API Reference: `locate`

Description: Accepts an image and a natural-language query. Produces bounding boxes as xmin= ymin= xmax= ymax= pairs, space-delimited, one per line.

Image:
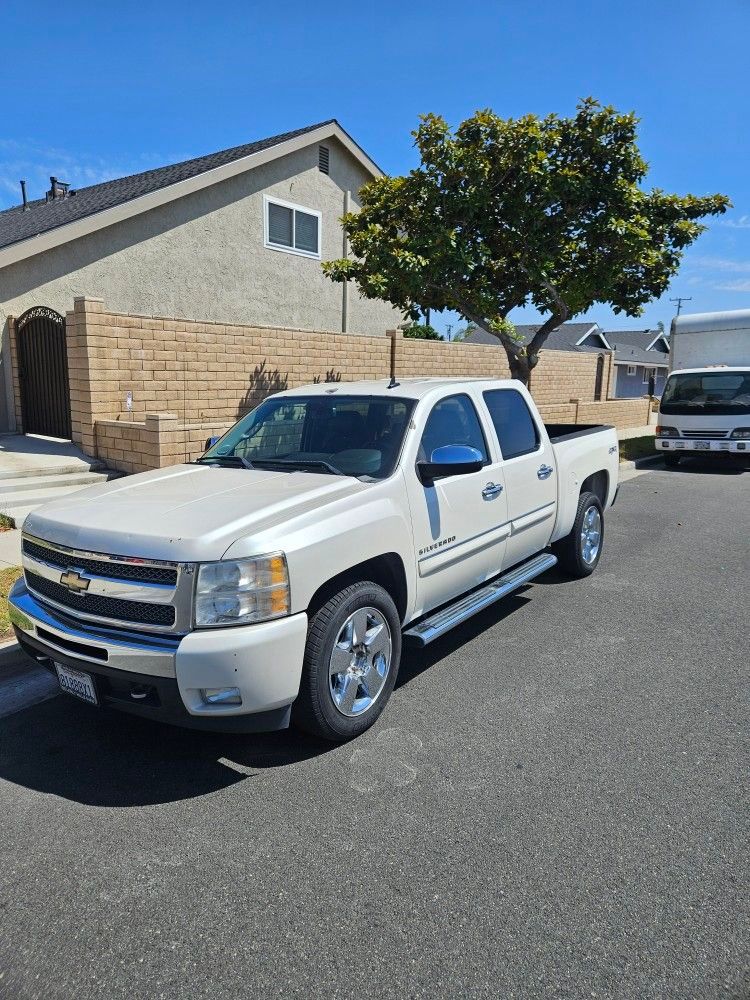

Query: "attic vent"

xmin=318 ymin=145 xmax=330 ymax=174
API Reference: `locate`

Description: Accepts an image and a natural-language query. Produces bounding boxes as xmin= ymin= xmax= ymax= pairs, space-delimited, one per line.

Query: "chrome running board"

xmin=403 ymin=552 xmax=558 ymax=647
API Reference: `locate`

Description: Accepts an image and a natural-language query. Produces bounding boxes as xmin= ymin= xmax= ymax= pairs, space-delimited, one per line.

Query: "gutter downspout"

xmin=341 ymin=190 xmax=350 ymax=333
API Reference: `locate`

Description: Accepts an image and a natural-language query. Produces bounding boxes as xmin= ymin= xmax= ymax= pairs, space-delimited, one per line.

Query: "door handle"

xmin=482 ymin=482 xmax=504 ymax=498
xmin=537 ymin=464 xmax=554 ymax=480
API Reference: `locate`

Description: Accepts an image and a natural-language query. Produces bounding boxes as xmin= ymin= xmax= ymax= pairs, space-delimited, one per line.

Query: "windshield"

xmin=201 ymin=394 xmax=415 ymax=480
xmin=660 ymin=371 xmax=750 ymax=415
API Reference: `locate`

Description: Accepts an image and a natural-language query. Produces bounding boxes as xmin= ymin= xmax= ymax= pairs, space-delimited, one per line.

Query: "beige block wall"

xmin=63 ymin=298 xmax=644 ymax=472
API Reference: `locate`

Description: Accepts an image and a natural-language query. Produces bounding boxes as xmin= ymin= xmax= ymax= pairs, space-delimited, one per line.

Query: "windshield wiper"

xmin=253 ymin=458 xmax=345 ymax=476
xmin=195 ymin=455 xmax=254 ymax=469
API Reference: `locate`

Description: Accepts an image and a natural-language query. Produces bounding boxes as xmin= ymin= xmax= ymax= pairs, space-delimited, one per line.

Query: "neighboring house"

xmin=464 ymin=322 xmax=669 ymax=398
xmin=602 ymin=329 xmax=670 ymax=398
xmin=0 ymin=120 xmax=401 ymax=432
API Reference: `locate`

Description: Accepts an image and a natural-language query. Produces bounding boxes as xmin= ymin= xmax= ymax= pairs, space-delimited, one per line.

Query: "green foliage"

xmin=324 ymin=99 xmax=729 ymax=382
xmin=402 ymin=323 xmax=443 ymax=340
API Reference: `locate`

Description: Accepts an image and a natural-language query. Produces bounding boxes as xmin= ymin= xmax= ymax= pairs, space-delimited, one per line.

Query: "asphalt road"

xmin=0 ymin=460 xmax=748 ymax=1000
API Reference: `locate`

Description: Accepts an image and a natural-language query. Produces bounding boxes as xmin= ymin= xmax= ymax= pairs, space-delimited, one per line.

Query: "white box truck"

xmin=656 ymin=309 xmax=750 ymax=466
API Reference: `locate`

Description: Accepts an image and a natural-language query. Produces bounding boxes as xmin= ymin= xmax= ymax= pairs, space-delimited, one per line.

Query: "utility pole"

xmin=670 ymin=296 xmax=692 ymax=316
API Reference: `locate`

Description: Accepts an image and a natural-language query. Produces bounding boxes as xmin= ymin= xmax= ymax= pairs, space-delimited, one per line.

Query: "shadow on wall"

xmin=235 ymin=361 xmax=344 ymax=418
xmin=236 ymin=360 xmax=288 ymax=418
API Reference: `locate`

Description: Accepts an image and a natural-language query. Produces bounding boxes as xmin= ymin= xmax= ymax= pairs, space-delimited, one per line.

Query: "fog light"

xmin=201 ymin=687 xmax=242 ymax=706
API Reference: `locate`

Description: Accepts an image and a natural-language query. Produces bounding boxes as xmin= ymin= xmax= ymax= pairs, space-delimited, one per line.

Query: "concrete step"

xmin=0 ymin=471 xmax=114 ymax=495
xmin=0 ymin=462 xmax=106 ymax=482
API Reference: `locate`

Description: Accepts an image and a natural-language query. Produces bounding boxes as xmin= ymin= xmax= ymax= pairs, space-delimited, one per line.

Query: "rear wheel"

xmin=293 ymin=581 xmax=401 ymax=741
xmin=552 ymin=491 xmax=603 ymax=578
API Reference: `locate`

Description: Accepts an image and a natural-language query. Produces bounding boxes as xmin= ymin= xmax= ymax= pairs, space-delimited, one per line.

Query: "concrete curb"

xmin=619 ymin=454 xmax=662 ymax=471
xmin=0 ymin=639 xmax=59 ymax=719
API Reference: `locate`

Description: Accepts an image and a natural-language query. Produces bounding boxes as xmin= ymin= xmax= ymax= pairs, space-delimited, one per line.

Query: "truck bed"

xmin=544 ymin=423 xmax=614 ymax=443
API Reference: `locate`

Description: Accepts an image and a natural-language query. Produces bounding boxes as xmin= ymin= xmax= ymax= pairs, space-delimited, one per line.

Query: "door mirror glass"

xmin=418 ymin=445 xmax=484 ymax=483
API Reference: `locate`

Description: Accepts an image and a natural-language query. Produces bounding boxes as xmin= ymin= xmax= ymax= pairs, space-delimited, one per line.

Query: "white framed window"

xmin=264 ymin=196 xmax=321 ymax=259
xmin=643 ymin=366 xmax=656 ymax=384
xmin=627 ymin=365 xmax=637 ymax=376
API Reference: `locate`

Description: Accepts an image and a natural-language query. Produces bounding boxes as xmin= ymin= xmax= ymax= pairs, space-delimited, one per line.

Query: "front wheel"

xmin=662 ymin=452 xmax=681 ymax=468
xmin=293 ymin=581 xmax=401 ymax=741
xmin=552 ymin=491 xmax=604 ymax=578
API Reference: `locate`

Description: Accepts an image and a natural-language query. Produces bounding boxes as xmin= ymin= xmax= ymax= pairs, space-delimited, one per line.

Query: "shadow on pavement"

xmin=659 ymin=456 xmax=748 ymax=475
xmin=0 ymin=694 xmax=333 ymax=808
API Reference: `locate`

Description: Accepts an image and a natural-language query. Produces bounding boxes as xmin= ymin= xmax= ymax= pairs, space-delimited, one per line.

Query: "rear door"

xmin=480 ymin=388 xmax=557 ymax=570
xmin=404 ymin=392 xmax=509 ymax=617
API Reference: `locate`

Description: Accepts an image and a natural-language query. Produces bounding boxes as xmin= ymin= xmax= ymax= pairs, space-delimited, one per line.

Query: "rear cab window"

xmin=483 ymin=389 xmax=540 ymax=460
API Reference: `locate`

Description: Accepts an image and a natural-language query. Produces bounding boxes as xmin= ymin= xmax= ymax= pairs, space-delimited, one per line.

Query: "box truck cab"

xmin=656 ymin=310 xmax=750 ymax=466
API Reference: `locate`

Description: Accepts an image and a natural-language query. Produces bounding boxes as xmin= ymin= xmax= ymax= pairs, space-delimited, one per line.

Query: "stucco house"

xmin=464 ymin=322 xmax=669 ymax=398
xmin=0 ymin=120 xmax=401 ymax=433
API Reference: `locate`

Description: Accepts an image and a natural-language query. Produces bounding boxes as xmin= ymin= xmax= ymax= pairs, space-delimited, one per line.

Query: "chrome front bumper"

xmin=9 ymin=579 xmax=179 ymax=678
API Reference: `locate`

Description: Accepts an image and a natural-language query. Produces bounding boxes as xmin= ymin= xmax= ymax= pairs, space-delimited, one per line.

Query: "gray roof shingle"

xmin=464 ymin=322 xmax=605 ymax=353
xmin=0 ymin=120 xmax=336 ymax=252
xmin=464 ymin=322 xmax=669 ymax=366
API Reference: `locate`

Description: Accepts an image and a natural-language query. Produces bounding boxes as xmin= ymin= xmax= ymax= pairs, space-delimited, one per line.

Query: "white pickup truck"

xmin=10 ymin=378 xmax=619 ymax=741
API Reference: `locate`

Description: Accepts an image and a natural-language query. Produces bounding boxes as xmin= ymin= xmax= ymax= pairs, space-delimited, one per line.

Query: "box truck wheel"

xmin=293 ymin=581 xmax=401 ymax=741
xmin=662 ymin=453 xmax=681 ymax=468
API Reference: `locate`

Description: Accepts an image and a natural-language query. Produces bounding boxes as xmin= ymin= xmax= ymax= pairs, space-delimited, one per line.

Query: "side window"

xmin=483 ymin=389 xmax=540 ymax=460
xmin=419 ymin=394 xmax=488 ymax=463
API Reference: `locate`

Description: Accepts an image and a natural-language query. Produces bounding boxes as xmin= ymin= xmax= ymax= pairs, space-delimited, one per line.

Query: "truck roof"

xmin=280 ymin=377 xmax=520 ymax=400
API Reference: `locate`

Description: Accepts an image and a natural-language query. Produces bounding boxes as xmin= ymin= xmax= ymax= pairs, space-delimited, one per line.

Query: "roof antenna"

xmin=20 ymin=180 xmax=29 ymax=211
xmin=387 ymin=375 xmax=400 ymax=389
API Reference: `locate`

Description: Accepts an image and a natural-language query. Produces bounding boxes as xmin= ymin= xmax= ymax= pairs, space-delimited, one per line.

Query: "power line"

xmin=670 ymin=296 xmax=692 ymax=316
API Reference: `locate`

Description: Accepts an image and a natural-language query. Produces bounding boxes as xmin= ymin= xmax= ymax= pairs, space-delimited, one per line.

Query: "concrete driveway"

xmin=0 ymin=463 xmax=747 ymax=1000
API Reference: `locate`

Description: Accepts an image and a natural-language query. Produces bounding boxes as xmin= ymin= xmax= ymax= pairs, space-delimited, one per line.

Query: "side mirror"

xmin=417 ymin=445 xmax=484 ymax=484
xmin=204 ymin=435 xmax=220 ymax=452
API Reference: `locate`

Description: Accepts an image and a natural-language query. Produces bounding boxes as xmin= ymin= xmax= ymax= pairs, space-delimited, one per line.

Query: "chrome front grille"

xmin=679 ymin=430 xmax=728 ymax=439
xmin=25 ymin=571 xmax=176 ymax=627
xmin=22 ymin=538 xmax=178 ymax=586
xmin=21 ymin=534 xmax=192 ymax=634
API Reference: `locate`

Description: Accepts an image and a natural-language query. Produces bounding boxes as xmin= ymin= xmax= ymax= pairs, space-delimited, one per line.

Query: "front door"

xmin=404 ymin=391 xmax=509 ymax=618
xmin=480 ymin=388 xmax=557 ymax=570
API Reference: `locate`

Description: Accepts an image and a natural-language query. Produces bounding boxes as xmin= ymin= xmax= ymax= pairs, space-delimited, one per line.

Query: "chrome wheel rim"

xmin=329 ymin=607 xmax=392 ymax=718
xmin=580 ymin=505 xmax=602 ymax=565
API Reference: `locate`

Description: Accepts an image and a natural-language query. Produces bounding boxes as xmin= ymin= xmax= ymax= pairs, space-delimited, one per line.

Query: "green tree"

xmin=324 ymin=99 xmax=729 ymax=384
xmin=402 ymin=322 xmax=443 ymax=340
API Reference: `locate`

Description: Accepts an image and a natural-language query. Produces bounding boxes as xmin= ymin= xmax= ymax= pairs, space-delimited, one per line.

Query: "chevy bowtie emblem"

xmin=60 ymin=569 xmax=90 ymax=593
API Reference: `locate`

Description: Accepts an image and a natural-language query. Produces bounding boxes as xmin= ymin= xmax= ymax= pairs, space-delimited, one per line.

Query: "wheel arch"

xmin=306 ymin=552 xmax=409 ymax=624
xmin=580 ymin=469 xmax=609 ymax=507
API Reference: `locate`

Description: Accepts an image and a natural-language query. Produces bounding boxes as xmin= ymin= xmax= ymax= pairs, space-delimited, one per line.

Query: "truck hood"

xmin=23 ymin=464 xmax=367 ymax=562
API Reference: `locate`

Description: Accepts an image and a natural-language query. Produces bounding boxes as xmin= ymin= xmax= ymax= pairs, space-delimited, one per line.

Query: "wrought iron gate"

xmin=16 ymin=306 xmax=72 ymax=439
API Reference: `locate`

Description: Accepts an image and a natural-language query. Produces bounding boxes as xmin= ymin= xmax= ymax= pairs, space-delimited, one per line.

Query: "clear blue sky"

xmin=2 ymin=0 xmax=749 ymax=336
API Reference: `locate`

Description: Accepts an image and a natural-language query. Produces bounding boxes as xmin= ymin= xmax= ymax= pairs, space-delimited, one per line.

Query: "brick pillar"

xmin=67 ymin=296 xmax=105 ymax=456
xmin=143 ymin=412 xmax=181 ymax=468
xmin=6 ymin=315 xmax=21 ymax=433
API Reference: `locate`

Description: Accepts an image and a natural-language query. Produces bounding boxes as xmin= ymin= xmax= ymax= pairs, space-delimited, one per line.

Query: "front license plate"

xmin=55 ymin=662 xmax=98 ymax=706
xmin=693 ymin=441 xmax=712 ymax=450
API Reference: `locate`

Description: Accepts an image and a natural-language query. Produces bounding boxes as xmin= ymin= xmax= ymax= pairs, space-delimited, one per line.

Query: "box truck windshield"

xmin=660 ymin=371 xmax=750 ymax=415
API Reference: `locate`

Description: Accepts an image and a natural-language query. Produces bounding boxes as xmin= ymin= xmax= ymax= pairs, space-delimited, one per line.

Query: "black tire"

xmin=662 ymin=452 xmax=681 ymax=468
xmin=293 ymin=581 xmax=402 ymax=742
xmin=552 ymin=490 xmax=604 ymax=578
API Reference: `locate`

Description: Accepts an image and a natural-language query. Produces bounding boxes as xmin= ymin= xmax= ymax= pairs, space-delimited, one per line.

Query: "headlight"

xmin=730 ymin=427 xmax=750 ymax=439
xmin=655 ymin=426 xmax=678 ymax=438
xmin=195 ymin=553 xmax=290 ymax=627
